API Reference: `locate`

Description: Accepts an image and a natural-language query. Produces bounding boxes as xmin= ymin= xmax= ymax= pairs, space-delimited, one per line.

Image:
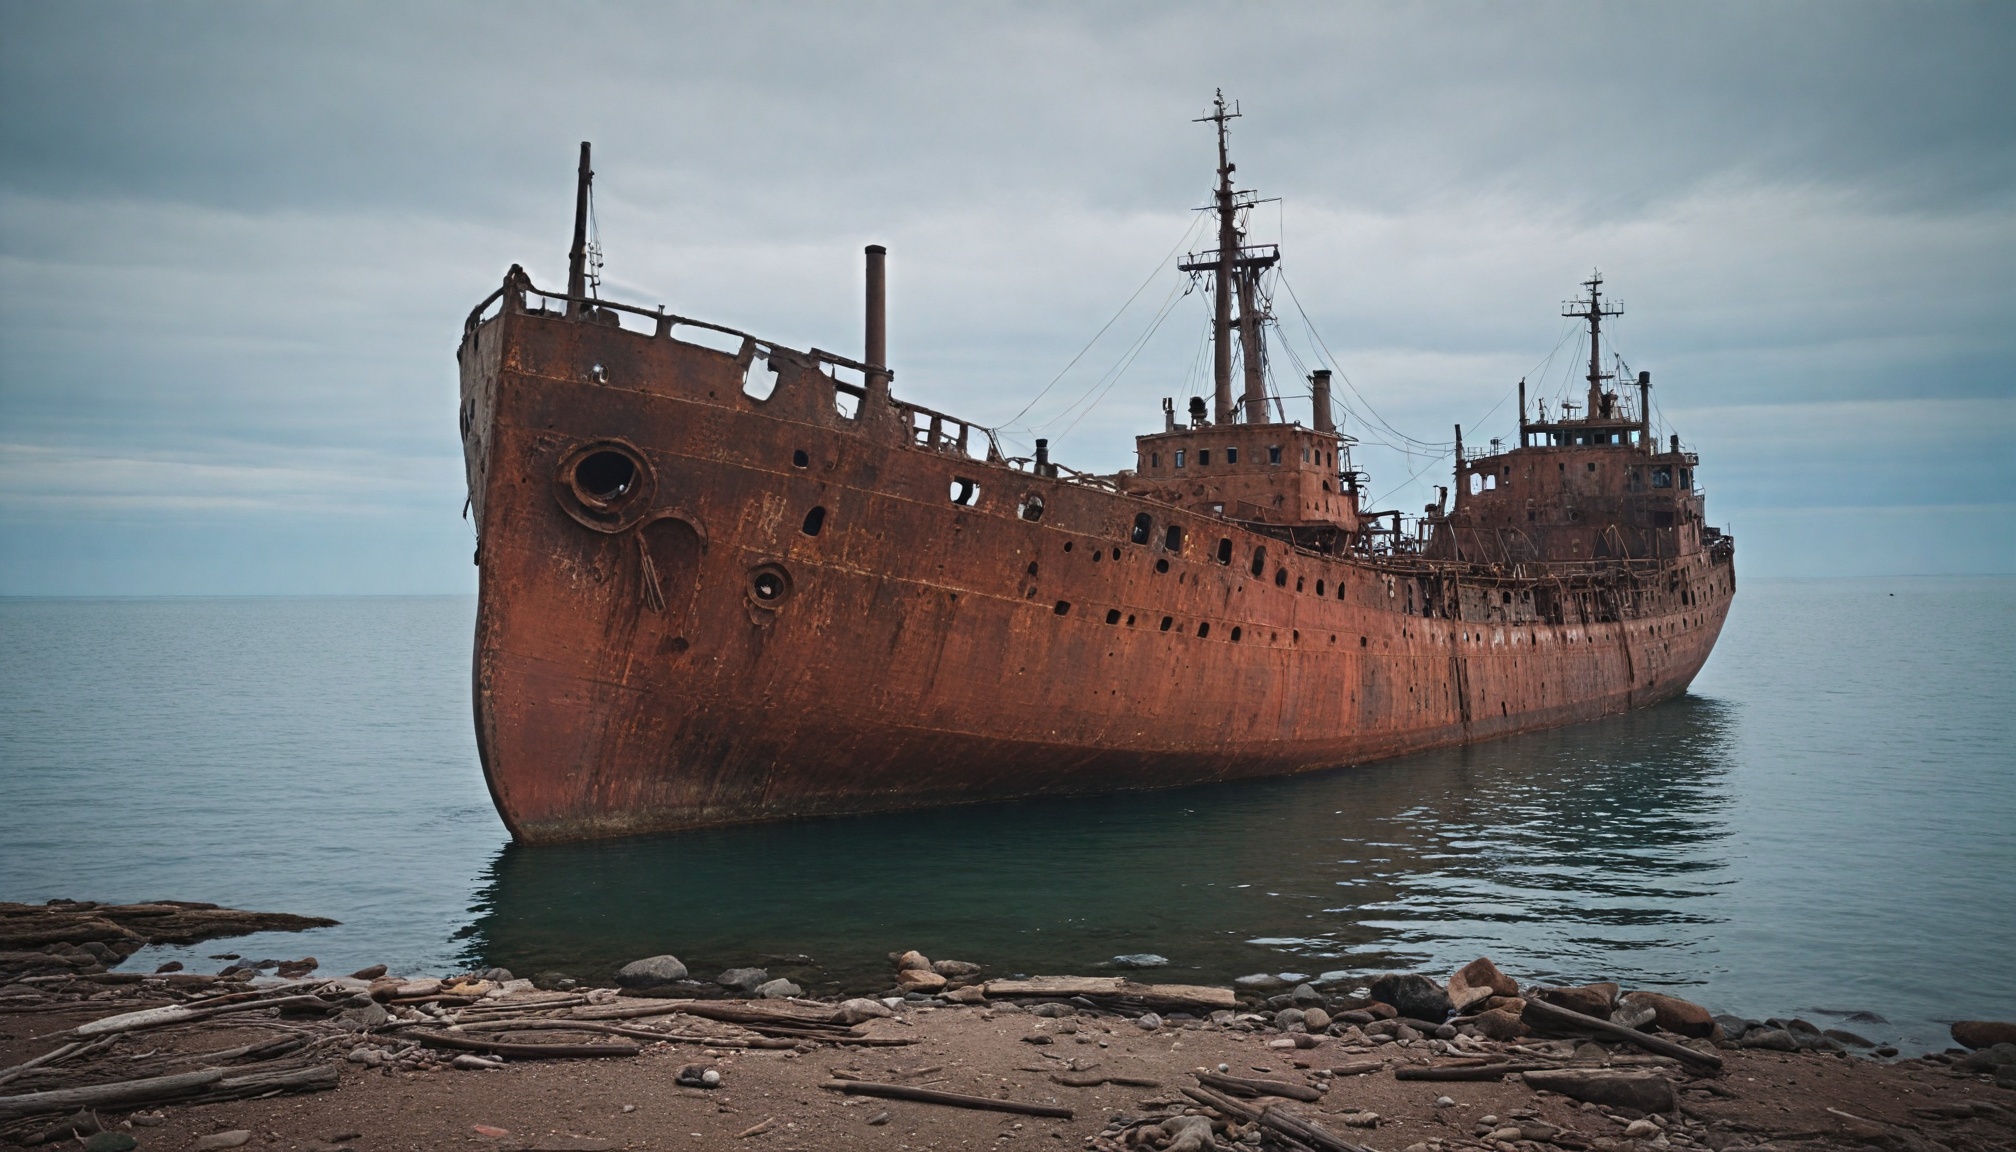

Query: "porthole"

xmin=747 ymin=563 xmax=793 ymax=609
xmin=1197 ymin=621 xmax=1211 ymax=638
xmin=1231 ymin=626 xmax=1243 ymax=642
xmin=554 ymin=439 xmax=654 ymax=532
xmin=792 ymin=449 xmax=810 ymax=468
xmin=800 ymin=506 xmax=826 ymax=537
xmin=1155 ymin=558 xmax=1170 ymax=574
xmin=1019 ymin=494 xmax=1046 ymax=522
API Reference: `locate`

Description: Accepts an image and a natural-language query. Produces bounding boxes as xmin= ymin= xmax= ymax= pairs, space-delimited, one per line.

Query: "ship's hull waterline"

xmin=460 ymin=295 xmax=1732 ymax=844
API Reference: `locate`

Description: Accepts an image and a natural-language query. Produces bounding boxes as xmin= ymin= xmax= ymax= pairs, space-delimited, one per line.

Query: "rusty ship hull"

xmin=457 ymin=274 xmax=1734 ymax=844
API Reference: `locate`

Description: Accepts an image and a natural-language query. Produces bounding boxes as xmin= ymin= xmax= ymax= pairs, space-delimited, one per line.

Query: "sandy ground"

xmin=5 ymin=997 xmax=2012 ymax=1152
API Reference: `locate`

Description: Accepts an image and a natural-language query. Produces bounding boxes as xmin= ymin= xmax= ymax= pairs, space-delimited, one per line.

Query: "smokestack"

xmin=864 ymin=245 xmax=887 ymax=389
xmin=1035 ymin=438 xmax=1054 ymax=477
xmin=1310 ymin=370 xmax=1334 ymax=433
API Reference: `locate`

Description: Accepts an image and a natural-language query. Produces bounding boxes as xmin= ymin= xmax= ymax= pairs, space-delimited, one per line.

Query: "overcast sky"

xmin=2 ymin=1 xmax=2010 ymax=594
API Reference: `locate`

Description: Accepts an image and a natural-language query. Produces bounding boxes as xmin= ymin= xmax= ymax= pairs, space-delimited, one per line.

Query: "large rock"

xmin=1620 ymin=991 xmax=1715 ymax=1038
xmin=715 ymin=967 xmax=769 ymax=993
xmin=1368 ymin=973 xmax=1452 ymax=1022
xmin=614 ymin=954 xmax=688 ymax=989
xmin=933 ymin=959 xmax=984 ymax=977
xmin=894 ymin=950 xmax=932 ymax=972
xmin=1302 ymin=1007 xmax=1331 ymax=1032
xmin=1521 ymin=1069 xmax=1675 ymax=1113
xmin=1534 ymin=982 xmax=1619 ymax=1020
xmin=1473 ymin=1007 xmax=1528 ymax=1041
xmin=754 ymin=978 xmax=802 ymax=999
xmin=833 ymin=997 xmax=894 ymax=1024
xmin=895 ymin=968 xmax=946 ymax=993
xmin=1448 ymin=957 xmax=1519 ymax=1011
xmin=1952 ymin=1021 xmax=2016 ymax=1050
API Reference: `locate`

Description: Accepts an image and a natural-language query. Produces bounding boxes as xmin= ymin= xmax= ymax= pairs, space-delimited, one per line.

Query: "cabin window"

xmin=1018 ymin=494 xmax=1045 ymax=521
xmin=1680 ymin=468 xmax=1691 ymax=487
xmin=1251 ymin=546 xmax=1266 ymax=577
xmin=800 ymin=506 xmax=826 ymax=536
xmin=1469 ymin=473 xmax=1483 ymax=495
xmin=1652 ymin=466 xmax=1673 ymax=488
xmin=1302 ymin=447 xmax=1309 ymax=462
xmin=1132 ymin=513 xmax=1152 ymax=545
xmin=1150 ymin=452 xmax=1160 ymax=469
xmin=1199 ymin=450 xmax=1210 ymax=466
xmin=1587 ymin=462 xmax=1597 ymax=472
xmin=950 ymin=477 xmax=979 ymax=505
xmin=1175 ymin=450 xmax=1186 ymax=468
xmin=1268 ymin=445 xmax=1282 ymax=465
xmin=1226 ymin=447 xmax=1239 ymax=464
xmin=1485 ymin=474 xmax=1497 ymax=490
xmin=1217 ymin=538 xmax=1233 ymax=565
xmin=1165 ymin=525 xmax=1183 ymax=551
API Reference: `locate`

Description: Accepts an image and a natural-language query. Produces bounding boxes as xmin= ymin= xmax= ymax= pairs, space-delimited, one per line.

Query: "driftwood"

xmin=1329 ymin=1061 xmax=1384 ymax=1077
xmin=1183 ymin=1082 xmax=1371 ymax=1152
xmin=0 ymin=1068 xmax=225 ymax=1120
xmin=1520 ymin=997 xmax=1723 ymax=1070
xmin=1049 ymin=1071 xmax=1161 ymax=1088
xmin=1395 ymin=1062 xmax=1562 ymax=1081
xmin=72 ymin=994 xmax=329 ymax=1038
xmin=981 ymin=977 xmax=1235 ymax=1013
xmin=821 ymin=1079 xmax=1073 ymax=1119
xmin=412 ymin=1031 xmax=639 ymax=1059
xmin=193 ymin=1062 xmax=341 ymax=1103
xmin=1194 ymin=1069 xmax=1325 ymax=1102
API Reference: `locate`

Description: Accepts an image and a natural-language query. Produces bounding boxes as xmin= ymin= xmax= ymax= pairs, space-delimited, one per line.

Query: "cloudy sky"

xmin=2 ymin=2 xmax=2010 ymax=594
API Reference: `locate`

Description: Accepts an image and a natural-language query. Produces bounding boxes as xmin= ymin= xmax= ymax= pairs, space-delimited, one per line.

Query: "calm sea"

xmin=2 ymin=578 xmax=2010 ymax=1053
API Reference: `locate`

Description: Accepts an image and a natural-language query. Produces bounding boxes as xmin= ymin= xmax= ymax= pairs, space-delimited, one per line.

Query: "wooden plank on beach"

xmin=982 ymin=977 xmax=1235 ymax=1012
xmin=821 ymin=1079 xmax=1073 ymax=1119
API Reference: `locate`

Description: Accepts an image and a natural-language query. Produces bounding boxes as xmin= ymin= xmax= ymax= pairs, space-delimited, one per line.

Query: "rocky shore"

xmin=1 ymin=902 xmax=2011 ymax=1152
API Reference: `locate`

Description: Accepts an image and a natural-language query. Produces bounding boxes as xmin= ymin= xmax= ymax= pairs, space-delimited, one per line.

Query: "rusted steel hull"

xmin=459 ymin=294 xmax=1732 ymax=844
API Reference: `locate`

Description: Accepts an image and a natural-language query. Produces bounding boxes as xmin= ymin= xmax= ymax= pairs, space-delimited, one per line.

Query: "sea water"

xmin=2 ymin=578 xmax=2010 ymax=1053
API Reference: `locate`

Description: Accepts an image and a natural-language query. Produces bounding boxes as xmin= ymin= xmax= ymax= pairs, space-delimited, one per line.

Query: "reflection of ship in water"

xmin=459 ymin=697 xmax=1734 ymax=993
xmin=457 ymin=93 xmax=1735 ymax=844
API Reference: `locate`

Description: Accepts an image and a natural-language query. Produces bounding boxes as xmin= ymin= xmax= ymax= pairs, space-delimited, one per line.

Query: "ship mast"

xmin=1199 ymin=93 xmax=1239 ymax=426
xmin=1183 ymin=92 xmax=1281 ymax=425
xmin=1564 ymin=270 xmax=1622 ymax=421
xmin=565 ymin=142 xmax=593 ymax=318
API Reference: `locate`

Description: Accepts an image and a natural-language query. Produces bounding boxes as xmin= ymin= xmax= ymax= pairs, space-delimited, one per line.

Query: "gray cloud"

xmin=2 ymin=0 xmax=2010 ymax=592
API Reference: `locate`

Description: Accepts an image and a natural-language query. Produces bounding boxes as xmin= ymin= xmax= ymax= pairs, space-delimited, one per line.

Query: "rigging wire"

xmin=1277 ymin=270 xmax=1451 ymax=451
xmin=1051 ymin=279 xmax=1196 ymax=438
xmin=999 ymin=213 xmax=1207 ymax=431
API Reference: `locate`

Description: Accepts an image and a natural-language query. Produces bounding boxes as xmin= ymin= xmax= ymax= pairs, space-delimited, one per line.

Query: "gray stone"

xmin=614 ymin=954 xmax=688 ymax=989
xmin=1711 ymin=1014 xmax=1753 ymax=1040
xmin=1135 ymin=1012 xmax=1163 ymax=1031
xmin=1235 ymin=973 xmax=1287 ymax=990
xmin=715 ymin=967 xmax=769 ymax=992
xmin=1291 ymin=983 xmax=1324 ymax=1006
xmin=933 ymin=959 xmax=985 ymax=976
xmin=1275 ymin=1008 xmax=1307 ymax=1030
xmin=1303 ymin=1007 xmax=1331 ymax=1032
xmin=1110 ymin=954 xmax=1168 ymax=969
xmin=754 ymin=977 xmax=802 ymax=999
xmin=833 ymin=997 xmax=894 ymax=1024
xmin=1368 ymin=973 xmax=1452 ymax=1022
xmin=337 ymin=1002 xmax=389 ymax=1031
xmin=1740 ymin=1028 xmax=1799 ymax=1051
xmin=1954 ymin=1043 xmax=2016 ymax=1072
xmin=1823 ymin=1028 xmax=1875 ymax=1048
xmin=480 ymin=967 xmax=514 ymax=982
xmin=1610 ymin=1001 xmax=1657 ymax=1030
